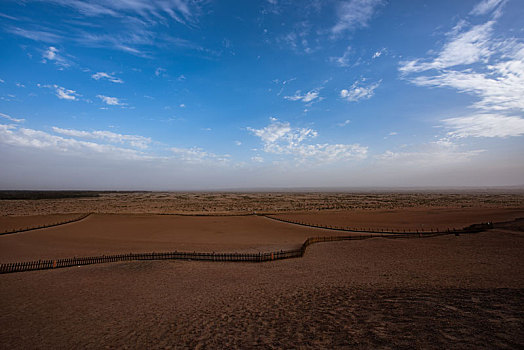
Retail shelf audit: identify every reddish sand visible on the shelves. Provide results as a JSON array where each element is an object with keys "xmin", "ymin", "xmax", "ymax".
[
  {"xmin": 0, "ymin": 213, "xmax": 83, "ymax": 233},
  {"xmin": 2, "ymin": 207, "xmax": 523, "ymax": 264},
  {"xmin": 0, "ymin": 229, "xmax": 522, "ymax": 348},
  {"xmin": 1, "ymin": 194, "xmax": 523, "ymax": 348},
  {"xmin": 273, "ymin": 207, "xmax": 524, "ymax": 231},
  {"xmin": 0, "ymin": 214, "xmax": 329, "ymax": 263}
]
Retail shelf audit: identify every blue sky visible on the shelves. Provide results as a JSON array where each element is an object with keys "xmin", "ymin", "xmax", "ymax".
[{"xmin": 1, "ymin": 0, "xmax": 523, "ymax": 189}]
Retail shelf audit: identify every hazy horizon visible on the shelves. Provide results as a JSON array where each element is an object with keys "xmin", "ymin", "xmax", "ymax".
[{"xmin": 1, "ymin": 0, "xmax": 523, "ymax": 189}]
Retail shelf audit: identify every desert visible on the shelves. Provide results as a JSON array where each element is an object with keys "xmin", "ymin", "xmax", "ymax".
[
  {"xmin": 0, "ymin": 191, "xmax": 523, "ymax": 348},
  {"xmin": 3, "ymin": 0, "xmax": 524, "ymax": 348}
]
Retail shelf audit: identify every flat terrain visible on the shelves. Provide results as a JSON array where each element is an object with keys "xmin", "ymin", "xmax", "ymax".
[
  {"xmin": 0, "ymin": 192, "xmax": 523, "ymax": 349},
  {"xmin": 0, "ymin": 213, "xmax": 84, "ymax": 233},
  {"xmin": 0, "ymin": 214, "xmax": 327, "ymax": 263},
  {"xmin": 273, "ymin": 207, "xmax": 524, "ymax": 231},
  {"xmin": 1, "ymin": 191, "xmax": 523, "ymax": 215},
  {"xmin": 0, "ymin": 230, "xmax": 522, "ymax": 349}
]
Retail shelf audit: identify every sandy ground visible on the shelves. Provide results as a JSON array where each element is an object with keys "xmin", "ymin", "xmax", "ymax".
[
  {"xmin": 0, "ymin": 214, "xmax": 328, "ymax": 263},
  {"xmin": 0, "ymin": 229, "xmax": 522, "ymax": 349},
  {"xmin": 273, "ymin": 207, "xmax": 524, "ymax": 231},
  {"xmin": 1, "ymin": 191, "xmax": 523, "ymax": 215},
  {"xmin": 0, "ymin": 194, "xmax": 523, "ymax": 348},
  {"xmin": 0, "ymin": 213, "xmax": 83, "ymax": 233},
  {"xmin": 1, "ymin": 207, "xmax": 523, "ymax": 263}
]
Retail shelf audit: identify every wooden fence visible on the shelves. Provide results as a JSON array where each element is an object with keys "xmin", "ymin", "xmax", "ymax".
[
  {"xmin": 262, "ymin": 215, "xmax": 493, "ymax": 235},
  {"xmin": 0, "ymin": 222, "xmax": 492, "ymax": 274},
  {"xmin": 1, "ymin": 213, "xmax": 92, "ymax": 236}
]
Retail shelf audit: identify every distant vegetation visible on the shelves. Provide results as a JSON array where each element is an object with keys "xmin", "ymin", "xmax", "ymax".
[{"xmin": 0, "ymin": 191, "xmax": 101, "ymax": 200}]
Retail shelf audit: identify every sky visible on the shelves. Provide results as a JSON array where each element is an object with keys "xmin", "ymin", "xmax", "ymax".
[{"xmin": 0, "ymin": 0, "xmax": 523, "ymax": 190}]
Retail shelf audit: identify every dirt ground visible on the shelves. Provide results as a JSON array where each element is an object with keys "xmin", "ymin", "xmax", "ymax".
[
  {"xmin": 0, "ymin": 230, "xmax": 522, "ymax": 349},
  {"xmin": 1, "ymin": 191, "xmax": 523, "ymax": 215},
  {"xmin": 0, "ymin": 213, "xmax": 84, "ymax": 233},
  {"xmin": 0, "ymin": 192, "xmax": 523, "ymax": 349},
  {"xmin": 273, "ymin": 207, "xmax": 524, "ymax": 231}
]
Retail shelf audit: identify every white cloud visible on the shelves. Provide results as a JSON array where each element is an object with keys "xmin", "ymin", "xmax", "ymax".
[
  {"xmin": 284, "ymin": 90, "xmax": 320, "ymax": 103},
  {"xmin": 91, "ymin": 72, "xmax": 124, "ymax": 83},
  {"xmin": 52, "ymin": 127, "xmax": 151, "ymax": 149},
  {"xmin": 337, "ymin": 119, "xmax": 351, "ymax": 127},
  {"xmin": 248, "ymin": 118, "xmax": 367, "ymax": 163},
  {"xmin": 155, "ymin": 67, "xmax": 166, "ymax": 77},
  {"xmin": 332, "ymin": 0, "xmax": 384, "ymax": 35},
  {"xmin": 251, "ymin": 156, "xmax": 264, "ymax": 163},
  {"xmin": 234, "ymin": 140, "xmax": 242, "ymax": 146},
  {"xmin": 6, "ymin": 26, "xmax": 63, "ymax": 43},
  {"xmin": 372, "ymin": 49, "xmax": 384, "ymax": 59},
  {"xmin": 376, "ymin": 139, "xmax": 484, "ymax": 165},
  {"xmin": 470, "ymin": 0, "xmax": 506, "ymax": 16},
  {"xmin": 0, "ymin": 78, "xmax": 4, "ymax": 83},
  {"xmin": 179, "ymin": 103, "xmax": 186, "ymax": 108},
  {"xmin": 42, "ymin": 0, "xmax": 200, "ymax": 25},
  {"xmin": 330, "ymin": 46, "xmax": 352, "ymax": 67},
  {"xmin": 43, "ymin": 46, "xmax": 58, "ymax": 60},
  {"xmin": 54, "ymin": 85, "xmax": 79, "ymax": 100},
  {"xmin": 0, "ymin": 124, "xmax": 149, "ymax": 160},
  {"xmin": 340, "ymin": 79, "xmax": 381, "ymax": 102},
  {"xmin": 0, "ymin": 112, "xmax": 25, "ymax": 123},
  {"xmin": 399, "ymin": 21, "xmax": 495, "ymax": 73},
  {"xmin": 97, "ymin": 95, "xmax": 124, "ymax": 106},
  {"xmin": 399, "ymin": 6, "xmax": 524, "ymax": 139},
  {"xmin": 171, "ymin": 147, "xmax": 230, "ymax": 164},
  {"xmin": 442, "ymin": 114, "xmax": 524, "ymax": 138},
  {"xmin": 42, "ymin": 46, "xmax": 71, "ymax": 67}
]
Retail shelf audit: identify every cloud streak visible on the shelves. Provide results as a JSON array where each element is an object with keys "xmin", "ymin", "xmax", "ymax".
[
  {"xmin": 52, "ymin": 127, "xmax": 151, "ymax": 148},
  {"xmin": 442, "ymin": 114, "xmax": 524, "ymax": 138},
  {"xmin": 332, "ymin": 0, "xmax": 384, "ymax": 35},
  {"xmin": 0, "ymin": 112, "xmax": 25, "ymax": 123},
  {"xmin": 97, "ymin": 95, "xmax": 125, "ymax": 106},
  {"xmin": 91, "ymin": 72, "xmax": 123, "ymax": 83}
]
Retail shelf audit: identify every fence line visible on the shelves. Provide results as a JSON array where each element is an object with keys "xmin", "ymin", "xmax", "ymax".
[
  {"xmin": 0, "ymin": 221, "xmax": 492, "ymax": 274},
  {"xmin": 1, "ymin": 213, "xmax": 92, "ymax": 236},
  {"xmin": 262, "ymin": 215, "xmax": 493, "ymax": 235}
]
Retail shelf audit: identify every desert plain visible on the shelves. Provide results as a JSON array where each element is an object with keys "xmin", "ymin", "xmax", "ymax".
[{"xmin": 0, "ymin": 191, "xmax": 523, "ymax": 349}]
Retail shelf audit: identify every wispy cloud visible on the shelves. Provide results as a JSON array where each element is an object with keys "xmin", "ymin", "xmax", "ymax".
[
  {"xmin": 170, "ymin": 147, "xmax": 231, "ymax": 164},
  {"xmin": 97, "ymin": 95, "xmax": 125, "ymax": 106},
  {"xmin": 0, "ymin": 124, "xmax": 149, "ymax": 160},
  {"xmin": 248, "ymin": 117, "xmax": 367, "ymax": 163},
  {"xmin": 340, "ymin": 79, "xmax": 381, "ymax": 102},
  {"xmin": 470, "ymin": 0, "xmax": 507, "ymax": 16},
  {"xmin": 6, "ymin": 26, "xmax": 63, "ymax": 43},
  {"xmin": 376, "ymin": 139, "xmax": 484, "ymax": 165},
  {"xmin": 399, "ymin": 21, "xmax": 495, "ymax": 73},
  {"xmin": 52, "ymin": 127, "xmax": 151, "ymax": 148},
  {"xmin": 332, "ymin": 0, "xmax": 384, "ymax": 35},
  {"xmin": 372, "ymin": 48, "xmax": 384, "ymax": 59},
  {"xmin": 91, "ymin": 72, "xmax": 124, "ymax": 83},
  {"xmin": 0, "ymin": 112, "xmax": 25, "ymax": 123},
  {"xmin": 442, "ymin": 114, "xmax": 524, "ymax": 138},
  {"xmin": 399, "ymin": 1, "xmax": 524, "ymax": 140},
  {"xmin": 337, "ymin": 119, "xmax": 351, "ymax": 127},
  {"xmin": 40, "ymin": 0, "xmax": 200, "ymax": 25},
  {"xmin": 284, "ymin": 89, "xmax": 321, "ymax": 103},
  {"xmin": 41, "ymin": 46, "xmax": 71, "ymax": 67},
  {"xmin": 155, "ymin": 67, "xmax": 167, "ymax": 77},
  {"xmin": 329, "ymin": 45, "xmax": 352, "ymax": 67}
]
